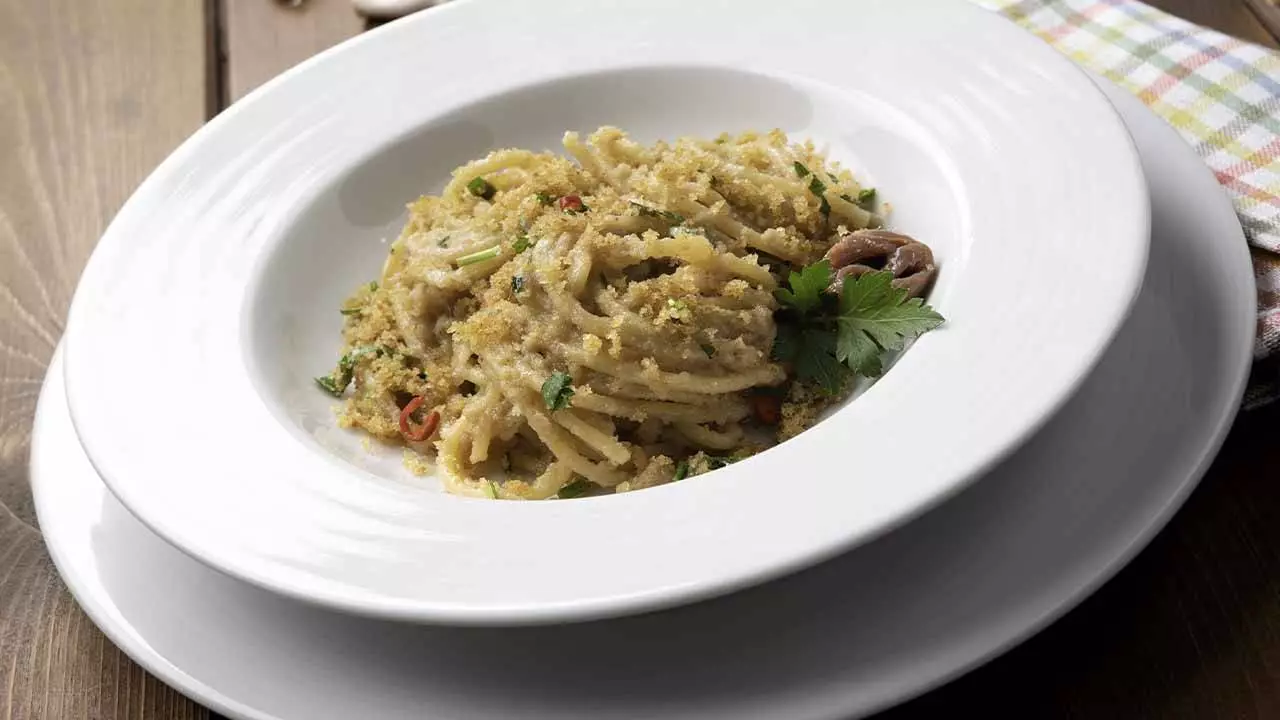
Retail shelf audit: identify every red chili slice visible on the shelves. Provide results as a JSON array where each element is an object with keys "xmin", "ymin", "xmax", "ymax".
[
  {"xmin": 399, "ymin": 396, "xmax": 440, "ymax": 441},
  {"xmin": 749, "ymin": 393, "xmax": 782, "ymax": 425},
  {"xmin": 558, "ymin": 195, "xmax": 584, "ymax": 212}
]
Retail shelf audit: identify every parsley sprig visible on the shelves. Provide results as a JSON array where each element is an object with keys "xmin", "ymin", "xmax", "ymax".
[
  {"xmin": 315, "ymin": 344, "xmax": 390, "ymax": 397},
  {"xmin": 541, "ymin": 371, "xmax": 575, "ymax": 410},
  {"xmin": 772, "ymin": 261, "xmax": 944, "ymax": 394}
]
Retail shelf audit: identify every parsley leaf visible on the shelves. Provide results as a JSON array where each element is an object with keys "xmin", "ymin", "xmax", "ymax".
[
  {"xmin": 673, "ymin": 461, "xmax": 690, "ymax": 481},
  {"xmin": 793, "ymin": 161, "xmax": 811, "ymax": 178},
  {"xmin": 771, "ymin": 261, "xmax": 943, "ymax": 394},
  {"xmin": 512, "ymin": 234, "xmax": 533, "ymax": 253},
  {"xmin": 771, "ymin": 322, "xmax": 801, "ymax": 363},
  {"xmin": 535, "ymin": 192, "xmax": 555, "ymax": 206},
  {"xmin": 315, "ymin": 344, "xmax": 388, "ymax": 397},
  {"xmin": 808, "ymin": 175, "xmax": 827, "ymax": 197},
  {"xmin": 835, "ymin": 271, "xmax": 944, "ymax": 377},
  {"xmin": 557, "ymin": 478, "xmax": 593, "ymax": 498},
  {"xmin": 795, "ymin": 328, "xmax": 851, "ymax": 394},
  {"xmin": 629, "ymin": 201, "xmax": 685, "ymax": 224},
  {"xmin": 467, "ymin": 177, "xmax": 495, "ymax": 200},
  {"xmin": 857, "ymin": 187, "xmax": 876, "ymax": 204},
  {"xmin": 700, "ymin": 342, "xmax": 716, "ymax": 358},
  {"xmin": 541, "ymin": 371, "xmax": 575, "ymax": 410},
  {"xmin": 773, "ymin": 260, "xmax": 831, "ymax": 315}
]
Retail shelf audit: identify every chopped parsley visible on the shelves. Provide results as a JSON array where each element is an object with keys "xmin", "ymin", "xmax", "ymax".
[
  {"xmin": 535, "ymin": 192, "xmax": 555, "ymax": 206},
  {"xmin": 484, "ymin": 481, "xmax": 499, "ymax": 499},
  {"xmin": 368, "ymin": 281, "xmax": 378, "ymax": 292},
  {"xmin": 793, "ymin": 161, "xmax": 811, "ymax": 178},
  {"xmin": 665, "ymin": 298, "xmax": 691, "ymax": 323},
  {"xmin": 705, "ymin": 455, "xmax": 735, "ymax": 470},
  {"xmin": 629, "ymin": 201, "xmax": 685, "ymax": 225},
  {"xmin": 857, "ymin": 187, "xmax": 876, "ymax": 204},
  {"xmin": 557, "ymin": 478, "xmax": 593, "ymax": 499},
  {"xmin": 438, "ymin": 235, "xmax": 450, "ymax": 247},
  {"xmin": 456, "ymin": 245, "xmax": 501, "ymax": 266},
  {"xmin": 806, "ymin": 175, "xmax": 830, "ymax": 217},
  {"xmin": 315, "ymin": 344, "xmax": 388, "ymax": 397},
  {"xmin": 700, "ymin": 342, "xmax": 716, "ymax": 358},
  {"xmin": 541, "ymin": 371, "xmax": 575, "ymax": 410},
  {"xmin": 339, "ymin": 307, "xmax": 363, "ymax": 316},
  {"xmin": 467, "ymin": 177, "xmax": 495, "ymax": 201},
  {"xmin": 512, "ymin": 234, "xmax": 534, "ymax": 253},
  {"xmin": 772, "ymin": 261, "xmax": 944, "ymax": 394},
  {"xmin": 511, "ymin": 275, "xmax": 525, "ymax": 294},
  {"xmin": 673, "ymin": 460, "xmax": 690, "ymax": 481}
]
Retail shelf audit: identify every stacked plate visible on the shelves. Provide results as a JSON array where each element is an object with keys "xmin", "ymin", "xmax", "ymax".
[{"xmin": 35, "ymin": 0, "xmax": 1255, "ymax": 717}]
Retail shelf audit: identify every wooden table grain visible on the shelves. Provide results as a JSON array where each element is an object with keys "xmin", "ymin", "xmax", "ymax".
[{"xmin": 0, "ymin": 1, "xmax": 1276, "ymax": 718}]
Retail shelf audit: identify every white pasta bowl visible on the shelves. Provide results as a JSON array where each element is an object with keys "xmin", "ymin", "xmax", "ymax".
[{"xmin": 63, "ymin": 0, "xmax": 1148, "ymax": 624}]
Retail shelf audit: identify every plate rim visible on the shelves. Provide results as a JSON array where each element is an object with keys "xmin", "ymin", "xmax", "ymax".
[{"xmin": 34, "ymin": 80, "xmax": 1255, "ymax": 720}]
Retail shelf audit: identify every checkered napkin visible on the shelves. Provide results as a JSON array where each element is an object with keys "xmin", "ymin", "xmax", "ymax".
[{"xmin": 974, "ymin": 0, "xmax": 1280, "ymax": 406}]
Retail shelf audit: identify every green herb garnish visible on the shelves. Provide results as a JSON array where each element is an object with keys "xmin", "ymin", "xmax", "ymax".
[
  {"xmin": 314, "ymin": 344, "xmax": 388, "ymax": 397},
  {"xmin": 700, "ymin": 343, "xmax": 716, "ymax": 358},
  {"xmin": 340, "ymin": 307, "xmax": 363, "ymax": 316},
  {"xmin": 772, "ymin": 262, "xmax": 944, "ymax": 394},
  {"xmin": 557, "ymin": 478, "xmax": 593, "ymax": 499},
  {"xmin": 511, "ymin": 275, "xmax": 525, "ymax": 294},
  {"xmin": 857, "ymin": 187, "xmax": 876, "ymax": 204},
  {"xmin": 806, "ymin": 176, "xmax": 830, "ymax": 217},
  {"xmin": 629, "ymin": 201, "xmax": 685, "ymax": 225},
  {"xmin": 705, "ymin": 455, "xmax": 735, "ymax": 470},
  {"xmin": 793, "ymin": 161, "xmax": 811, "ymax": 178},
  {"xmin": 467, "ymin": 177, "xmax": 495, "ymax": 201},
  {"xmin": 484, "ymin": 481, "xmax": 499, "ymax": 499},
  {"xmin": 535, "ymin": 192, "xmax": 555, "ymax": 206},
  {"xmin": 512, "ymin": 235, "xmax": 534, "ymax": 253},
  {"xmin": 541, "ymin": 371, "xmax": 575, "ymax": 410},
  {"xmin": 438, "ymin": 235, "xmax": 450, "ymax": 247},
  {"xmin": 456, "ymin": 245, "xmax": 501, "ymax": 266},
  {"xmin": 368, "ymin": 281, "xmax": 378, "ymax": 292},
  {"xmin": 673, "ymin": 461, "xmax": 690, "ymax": 481}
]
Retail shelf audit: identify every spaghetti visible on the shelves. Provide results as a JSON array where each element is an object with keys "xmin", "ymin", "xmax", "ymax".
[{"xmin": 318, "ymin": 127, "xmax": 934, "ymax": 499}]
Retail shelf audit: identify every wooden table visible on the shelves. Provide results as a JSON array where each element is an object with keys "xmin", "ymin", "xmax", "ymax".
[{"xmin": 1, "ymin": 1, "xmax": 1278, "ymax": 717}]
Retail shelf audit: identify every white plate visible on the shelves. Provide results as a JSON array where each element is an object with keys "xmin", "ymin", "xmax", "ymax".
[
  {"xmin": 62, "ymin": 0, "xmax": 1147, "ymax": 624},
  {"xmin": 36, "ymin": 84, "xmax": 1251, "ymax": 719}
]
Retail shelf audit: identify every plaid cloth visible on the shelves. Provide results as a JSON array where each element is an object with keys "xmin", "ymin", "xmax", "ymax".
[{"xmin": 974, "ymin": 0, "xmax": 1280, "ymax": 407}]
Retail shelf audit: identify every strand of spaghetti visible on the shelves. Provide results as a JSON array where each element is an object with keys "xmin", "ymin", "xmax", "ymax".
[
  {"xmin": 467, "ymin": 387, "xmax": 501, "ymax": 463},
  {"xmin": 589, "ymin": 126, "xmax": 658, "ymax": 167},
  {"xmin": 580, "ymin": 363, "xmax": 723, "ymax": 405},
  {"xmin": 554, "ymin": 410, "xmax": 632, "ymax": 466},
  {"xmin": 531, "ymin": 461, "xmax": 574, "ymax": 499},
  {"xmin": 566, "ymin": 241, "xmax": 593, "ymax": 298},
  {"xmin": 534, "ymin": 277, "xmax": 712, "ymax": 371},
  {"xmin": 443, "ymin": 149, "xmax": 544, "ymax": 199},
  {"xmin": 570, "ymin": 349, "xmax": 785, "ymax": 395},
  {"xmin": 562, "ymin": 132, "xmax": 613, "ymax": 185},
  {"xmin": 478, "ymin": 352, "xmax": 630, "ymax": 485},
  {"xmin": 574, "ymin": 388, "xmax": 747, "ymax": 425},
  {"xmin": 634, "ymin": 233, "xmax": 776, "ymax": 287},
  {"xmin": 493, "ymin": 353, "xmax": 749, "ymax": 424},
  {"xmin": 674, "ymin": 421, "xmax": 745, "ymax": 450},
  {"xmin": 828, "ymin": 193, "xmax": 882, "ymax": 229},
  {"xmin": 522, "ymin": 406, "xmax": 628, "ymax": 486}
]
